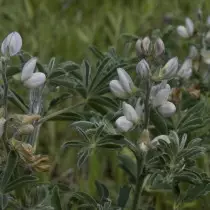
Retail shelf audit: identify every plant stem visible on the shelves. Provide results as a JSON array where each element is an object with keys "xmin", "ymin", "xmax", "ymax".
[
  {"xmin": 2, "ymin": 61, "xmax": 9, "ymax": 153},
  {"xmin": 37, "ymin": 102, "xmax": 85, "ymax": 125},
  {"xmin": 131, "ymin": 154, "xmax": 145, "ymax": 210},
  {"xmin": 144, "ymin": 79, "xmax": 151, "ymax": 129}
]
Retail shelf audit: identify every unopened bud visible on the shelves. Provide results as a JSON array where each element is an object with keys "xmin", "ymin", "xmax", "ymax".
[
  {"xmin": 24, "ymin": 72, "xmax": 46, "ymax": 88},
  {"xmin": 18, "ymin": 124, "xmax": 34, "ymax": 135},
  {"xmin": 0, "ymin": 117, "xmax": 6, "ymax": 138},
  {"xmin": 139, "ymin": 142, "xmax": 148, "ymax": 152},
  {"xmin": 136, "ymin": 59, "xmax": 150, "ymax": 78},
  {"xmin": 1, "ymin": 32, "xmax": 22, "ymax": 56},
  {"xmin": 115, "ymin": 116, "xmax": 133, "ymax": 132},
  {"xmin": 154, "ymin": 38, "xmax": 165, "ymax": 56},
  {"xmin": 135, "ymin": 39, "xmax": 142, "ymax": 57},
  {"xmin": 142, "ymin": 37, "xmax": 151, "ymax": 55},
  {"xmin": 158, "ymin": 101, "xmax": 176, "ymax": 117},
  {"xmin": 21, "ymin": 57, "xmax": 37, "ymax": 81}
]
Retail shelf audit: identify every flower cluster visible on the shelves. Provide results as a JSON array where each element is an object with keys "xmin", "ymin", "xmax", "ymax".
[{"xmin": 1, "ymin": 32, "xmax": 46, "ymax": 88}]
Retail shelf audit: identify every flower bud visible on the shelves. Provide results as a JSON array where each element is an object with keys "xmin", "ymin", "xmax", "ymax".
[
  {"xmin": 0, "ymin": 117, "xmax": 6, "ymax": 138},
  {"xmin": 201, "ymin": 49, "xmax": 210, "ymax": 64},
  {"xmin": 123, "ymin": 102, "xmax": 139, "ymax": 124},
  {"xmin": 189, "ymin": 46, "xmax": 198, "ymax": 59},
  {"xmin": 135, "ymin": 39, "xmax": 142, "ymax": 57},
  {"xmin": 177, "ymin": 26, "xmax": 189, "ymax": 38},
  {"xmin": 109, "ymin": 80, "xmax": 128, "ymax": 99},
  {"xmin": 158, "ymin": 101, "xmax": 176, "ymax": 117},
  {"xmin": 1, "ymin": 32, "xmax": 22, "ymax": 56},
  {"xmin": 117, "ymin": 68, "xmax": 135, "ymax": 94},
  {"xmin": 185, "ymin": 17, "xmax": 194, "ymax": 36},
  {"xmin": 21, "ymin": 57, "xmax": 37, "ymax": 81},
  {"xmin": 24, "ymin": 72, "xmax": 46, "ymax": 88},
  {"xmin": 178, "ymin": 59, "xmax": 192, "ymax": 79},
  {"xmin": 154, "ymin": 38, "xmax": 165, "ymax": 56},
  {"xmin": 160, "ymin": 57, "xmax": 178, "ymax": 79},
  {"xmin": 18, "ymin": 124, "xmax": 34, "ymax": 135},
  {"xmin": 115, "ymin": 116, "xmax": 133, "ymax": 132},
  {"xmin": 207, "ymin": 16, "xmax": 210, "ymax": 27},
  {"xmin": 142, "ymin": 37, "xmax": 151, "ymax": 55},
  {"xmin": 136, "ymin": 59, "xmax": 150, "ymax": 78},
  {"xmin": 139, "ymin": 142, "xmax": 148, "ymax": 152}
]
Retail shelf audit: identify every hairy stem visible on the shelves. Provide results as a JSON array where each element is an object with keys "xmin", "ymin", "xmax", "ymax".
[
  {"xmin": 131, "ymin": 153, "xmax": 145, "ymax": 210},
  {"xmin": 2, "ymin": 60, "xmax": 9, "ymax": 153},
  {"xmin": 37, "ymin": 102, "xmax": 85, "ymax": 124}
]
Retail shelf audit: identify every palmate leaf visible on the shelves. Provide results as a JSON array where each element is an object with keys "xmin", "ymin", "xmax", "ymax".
[
  {"xmin": 70, "ymin": 192, "xmax": 98, "ymax": 208},
  {"xmin": 81, "ymin": 60, "xmax": 91, "ymax": 88},
  {"xmin": 118, "ymin": 154, "xmax": 137, "ymax": 183},
  {"xmin": 117, "ymin": 185, "xmax": 131, "ymax": 208},
  {"xmin": 95, "ymin": 180, "xmax": 109, "ymax": 203},
  {"xmin": 51, "ymin": 186, "xmax": 62, "ymax": 210}
]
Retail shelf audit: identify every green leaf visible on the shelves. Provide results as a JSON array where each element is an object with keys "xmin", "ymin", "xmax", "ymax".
[
  {"xmin": 150, "ymin": 108, "xmax": 168, "ymax": 134},
  {"xmin": 81, "ymin": 60, "xmax": 91, "ymax": 88},
  {"xmin": 4, "ymin": 175, "xmax": 38, "ymax": 193},
  {"xmin": 117, "ymin": 185, "xmax": 131, "ymax": 208},
  {"xmin": 89, "ymin": 46, "xmax": 104, "ymax": 59},
  {"xmin": 1, "ymin": 151, "xmax": 18, "ymax": 192},
  {"xmin": 118, "ymin": 154, "xmax": 136, "ymax": 183},
  {"xmin": 6, "ymin": 66, "xmax": 20, "ymax": 77},
  {"xmin": 51, "ymin": 186, "xmax": 62, "ymax": 210},
  {"xmin": 95, "ymin": 180, "xmax": 109, "ymax": 202},
  {"xmin": 0, "ymin": 194, "xmax": 8, "ymax": 210}
]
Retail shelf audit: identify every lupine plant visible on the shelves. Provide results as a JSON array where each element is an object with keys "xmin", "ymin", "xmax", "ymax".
[{"xmin": 1, "ymin": 10, "xmax": 210, "ymax": 210}]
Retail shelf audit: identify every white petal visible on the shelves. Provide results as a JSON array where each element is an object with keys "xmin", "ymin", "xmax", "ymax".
[
  {"xmin": 177, "ymin": 26, "xmax": 189, "ymax": 38},
  {"xmin": 1, "ymin": 32, "xmax": 22, "ymax": 56},
  {"xmin": 24, "ymin": 72, "xmax": 46, "ymax": 88},
  {"xmin": 115, "ymin": 116, "xmax": 133, "ymax": 132},
  {"xmin": 185, "ymin": 17, "xmax": 194, "ymax": 36},
  {"xmin": 117, "ymin": 68, "xmax": 134, "ymax": 93},
  {"xmin": 21, "ymin": 57, "xmax": 37, "ymax": 81},
  {"xmin": 109, "ymin": 80, "xmax": 128, "ymax": 99},
  {"xmin": 178, "ymin": 59, "xmax": 192, "ymax": 79},
  {"xmin": 152, "ymin": 88, "xmax": 171, "ymax": 107},
  {"xmin": 158, "ymin": 101, "xmax": 176, "ymax": 117},
  {"xmin": 123, "ymin": 102, "xmax": 139, "ymax": 123}
]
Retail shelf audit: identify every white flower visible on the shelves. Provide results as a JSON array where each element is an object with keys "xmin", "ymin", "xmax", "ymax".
[
  {"xmin": 109, "ymin": 80, "xmax": 128, "ymax": 99},
  {"xmin": 136, "ymin": 59, "xmax": 150, "ymax": 78},
  {"xmin": 115, "ymin": 116, "xmax": 133, "ymax": 132},
  {"xmin": 177, "ymin": 17, "xmax": 194, "ymax": 38},
  {"xmin": 177, "ymin": 26, "xmax": 189, "ymax": 38},
  {"xmin": 1, "ymin": 32, "xmax": 22, "ymax": 56},
  {"xmin": 0, "ymin": 117, "xmax": 6, "ymax": 138},
  {"xmin": 154, "ymin": 38, "xmax": 165, "ymax": 56},
  {"xmin": 24, "ymin": 72, "xmax": 46, "ymax": 88},
  {"xmin": 160, "ymin": 57, "xmax": 178, "ymax": 79},
  {"xmin": 136, "ymin": 39, "xmax": 142, "ymax": 57},
  {"xmin": 158, "ymin": 101, "xmax": 176, "ymax": 117},
  {"xmin": 178, "ymin": 59, "xmax": 192, "ymax": 79},
  {"xmin": 151, "ymin": 82, "xmax": 171, "ymax": 107},
  {"xmin": 117, "ymin": 68, "xmax": 135, "ymax": 94},
  {"xmin": 207, "ymin": 16, "xmax": 210, "ymax": 27},
  {"xmin": 201, "ymin": 49, "xmax": 210, "ymax": 64},
  {"xmin": 123, "ymin": 102, "xmax": 139, "ymax": 124},
  {"xmin": 21, "ymin": 57, "xmax": 37, "ymax": 81},
  {"xmin": 185, "ymin": 17, "xmax": 194, "ymax": 36},
  {"xmin": 189, "ymin": 46, "xmax": 198, "ymax": 59}
]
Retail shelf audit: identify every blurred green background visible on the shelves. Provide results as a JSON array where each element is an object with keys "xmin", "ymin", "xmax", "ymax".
[
  {"xmin": 1, "ymin": 0, "xmax": 209, "ymax": 62},
  {"xmin": 2, "ymin": 0, "xmax": 210, "ymax": 209}
]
